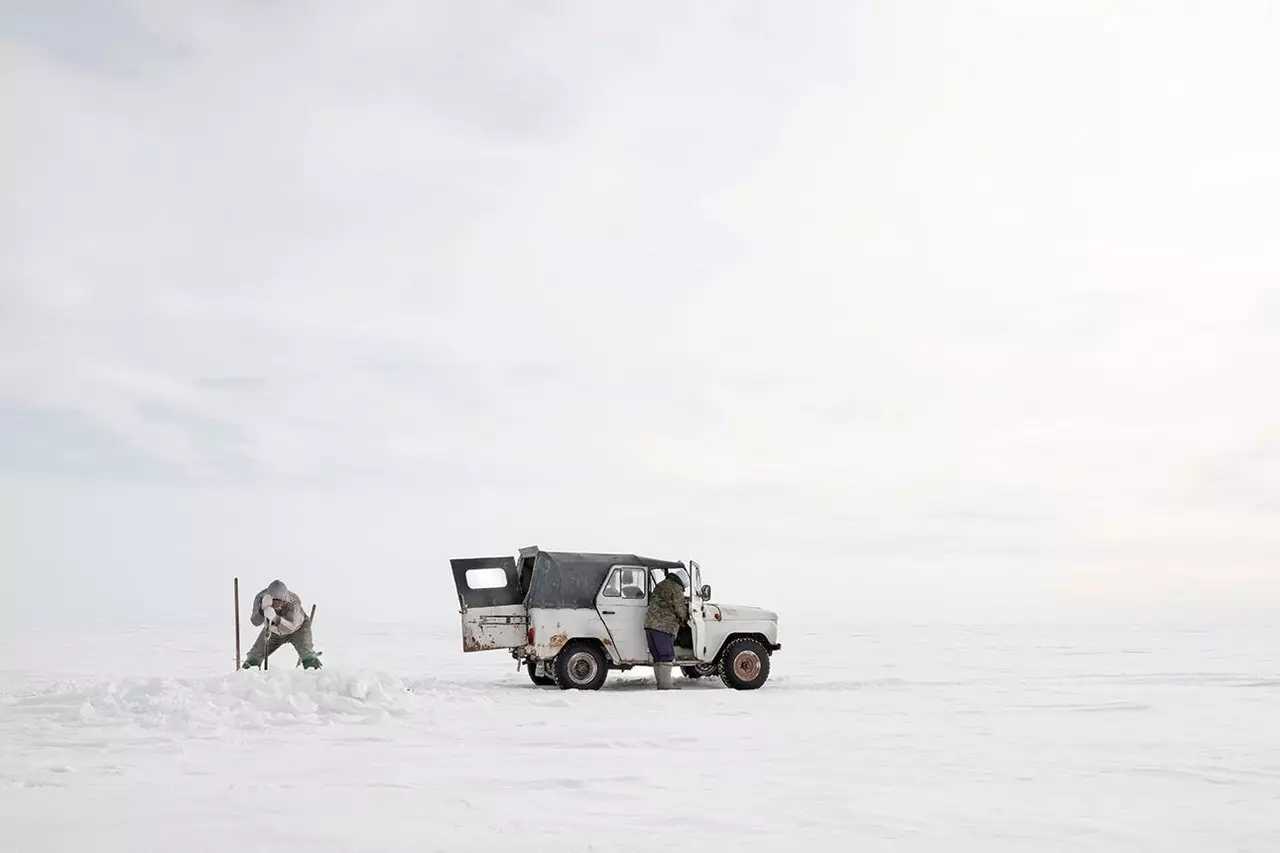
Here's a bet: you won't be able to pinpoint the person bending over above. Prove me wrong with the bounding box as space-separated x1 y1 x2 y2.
243 579 322 669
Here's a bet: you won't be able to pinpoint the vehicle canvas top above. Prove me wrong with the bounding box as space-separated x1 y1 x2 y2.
525 550 685 610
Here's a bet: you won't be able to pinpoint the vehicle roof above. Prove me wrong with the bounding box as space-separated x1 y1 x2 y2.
521 548 686 609
531 549 685 571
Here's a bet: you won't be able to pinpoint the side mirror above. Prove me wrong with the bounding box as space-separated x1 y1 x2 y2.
700 584 711 601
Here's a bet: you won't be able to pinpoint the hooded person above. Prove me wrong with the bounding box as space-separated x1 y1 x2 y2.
243 580 322 669
644 571 688 690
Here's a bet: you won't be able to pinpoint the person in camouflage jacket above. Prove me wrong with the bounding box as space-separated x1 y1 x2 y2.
645 572 688 689
242 579 323 669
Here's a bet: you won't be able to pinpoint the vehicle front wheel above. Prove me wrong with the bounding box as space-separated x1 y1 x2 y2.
527 661 555 687
553 642 609 691
681 662 718 679
718 638 771 690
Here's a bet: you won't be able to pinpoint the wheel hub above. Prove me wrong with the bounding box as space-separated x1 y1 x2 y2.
568 651 598 683
733 650 761 680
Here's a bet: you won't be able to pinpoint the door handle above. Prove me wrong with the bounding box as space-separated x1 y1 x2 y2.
601 610 616 615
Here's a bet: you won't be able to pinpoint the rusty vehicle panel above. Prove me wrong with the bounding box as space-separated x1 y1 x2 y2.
460 605 528 652
526 608 612 660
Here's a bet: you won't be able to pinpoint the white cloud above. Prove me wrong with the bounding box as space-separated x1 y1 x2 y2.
4 1 1280 625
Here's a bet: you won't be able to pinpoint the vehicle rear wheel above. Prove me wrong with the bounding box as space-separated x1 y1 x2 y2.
681 662 719 679
718 638 771 690
527 661 555 687
553 642 608 691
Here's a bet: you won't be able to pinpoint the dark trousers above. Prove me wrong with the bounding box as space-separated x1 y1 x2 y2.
645 628 675 662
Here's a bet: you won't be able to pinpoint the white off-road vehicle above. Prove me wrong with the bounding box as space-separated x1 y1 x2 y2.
449 546 781 690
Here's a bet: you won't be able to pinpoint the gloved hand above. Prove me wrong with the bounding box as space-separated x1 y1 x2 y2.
262 604 278 624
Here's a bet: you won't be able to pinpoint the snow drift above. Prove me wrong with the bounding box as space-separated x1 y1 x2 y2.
2 623 1278 852
10 670 413 733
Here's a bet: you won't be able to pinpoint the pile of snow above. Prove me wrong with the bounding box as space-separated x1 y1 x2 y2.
7 669 413 733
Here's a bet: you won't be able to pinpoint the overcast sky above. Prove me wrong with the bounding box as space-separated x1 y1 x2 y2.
4 1 1280 629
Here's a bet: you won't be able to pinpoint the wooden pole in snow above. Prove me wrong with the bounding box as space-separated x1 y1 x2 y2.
297 604 317 667
233 577 241 672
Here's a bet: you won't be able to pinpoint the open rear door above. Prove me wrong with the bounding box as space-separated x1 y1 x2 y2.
449 557 528 653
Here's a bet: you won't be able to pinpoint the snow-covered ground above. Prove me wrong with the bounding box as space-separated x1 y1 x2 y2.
2 619 1278 851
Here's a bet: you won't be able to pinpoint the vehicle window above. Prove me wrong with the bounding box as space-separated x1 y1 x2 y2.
618 568 646 600
604 567 647 599
465 567 508 589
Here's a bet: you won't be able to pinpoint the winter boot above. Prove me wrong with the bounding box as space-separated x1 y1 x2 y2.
655 662 676 690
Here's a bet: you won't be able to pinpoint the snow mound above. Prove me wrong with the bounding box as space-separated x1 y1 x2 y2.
8 669 413 733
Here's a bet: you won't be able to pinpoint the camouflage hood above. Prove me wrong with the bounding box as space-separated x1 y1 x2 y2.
249 579 307 634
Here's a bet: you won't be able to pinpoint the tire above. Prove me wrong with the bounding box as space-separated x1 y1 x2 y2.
718 638 771 690
553 642 609 691
681 662 719 679
527 661 555 687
